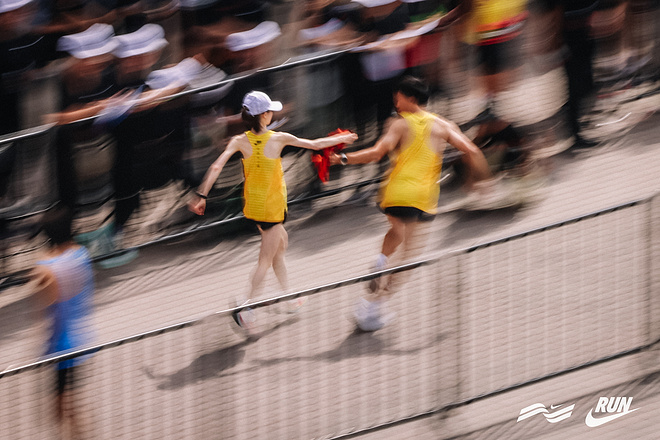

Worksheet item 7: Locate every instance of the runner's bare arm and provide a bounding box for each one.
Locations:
[195,136,242,197]
[276,132,358,151]
[443,121,491,181]
[330,118,405,165]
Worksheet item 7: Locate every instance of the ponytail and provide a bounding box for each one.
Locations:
[241,106,263,132]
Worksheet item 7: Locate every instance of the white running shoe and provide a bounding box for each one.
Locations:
[283,296,308,314]
[232,299,256,330]
[354,298,393,332]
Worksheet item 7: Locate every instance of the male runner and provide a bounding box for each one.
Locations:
[330,76,491,331]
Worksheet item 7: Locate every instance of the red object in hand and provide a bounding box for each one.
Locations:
[312,128,350,183]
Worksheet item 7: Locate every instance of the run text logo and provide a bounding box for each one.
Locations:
[585,397,640,428]
[517,403,575,424]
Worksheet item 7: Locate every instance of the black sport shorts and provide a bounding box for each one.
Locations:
[476,38,522,75]
[248,212,287,231]
[383,206,435,222]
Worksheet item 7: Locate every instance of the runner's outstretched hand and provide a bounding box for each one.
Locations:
[188,196,206,215]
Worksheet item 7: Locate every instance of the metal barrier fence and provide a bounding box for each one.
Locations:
[1,193,657,439]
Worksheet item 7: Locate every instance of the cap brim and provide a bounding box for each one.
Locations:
[70,40,119,59]
[268,101,283,112]
[352,0,397,7]
[114,39,168,58]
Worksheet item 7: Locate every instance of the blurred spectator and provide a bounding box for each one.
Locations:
[344,0,411,139]
[461,0,528,99]
[110,23,190,239]
[48,24,121,260]
[0,0,48,135]
[295,9,365,138]
[48,23,119,213]
[559,0,599,149]
[31,205,95,439]
[52,23,120,123]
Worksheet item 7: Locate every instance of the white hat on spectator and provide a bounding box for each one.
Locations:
[57,24,118,59]
[0,0,32,13]
[113,24,168,58]
[146,57,203,89]
[225,21,281,52]
[242,91,282,116]
[351,0,397,7]
[298,18,345,41]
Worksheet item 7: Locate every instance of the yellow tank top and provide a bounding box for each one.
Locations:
[242,130,287,222]
[379,111,442,214]
[464,0,528,45]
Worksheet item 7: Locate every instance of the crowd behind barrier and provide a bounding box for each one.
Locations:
[2,0,660,279]
[0,194,658,439]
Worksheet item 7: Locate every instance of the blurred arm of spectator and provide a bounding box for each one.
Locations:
[44,80,187,125]
[43,99,108,125]
[130,83,186,111]
[437,0,472,29]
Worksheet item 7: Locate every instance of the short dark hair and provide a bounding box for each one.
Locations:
[42,205,74,245]
[394,76,430,105]
[241,106,262,132]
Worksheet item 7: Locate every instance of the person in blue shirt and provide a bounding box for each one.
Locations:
[32,205,95,437]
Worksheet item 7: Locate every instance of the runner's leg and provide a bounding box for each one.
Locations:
[381,214,406,257]
[248,225,283,299]
[271,224,289,292]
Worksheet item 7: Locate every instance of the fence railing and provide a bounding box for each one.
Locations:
[1,193,657,439]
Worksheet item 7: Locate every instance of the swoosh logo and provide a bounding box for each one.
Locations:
[550,404,562,410]
[585,408,640,427]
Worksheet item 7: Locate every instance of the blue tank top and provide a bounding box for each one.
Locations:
[38,247,95,369]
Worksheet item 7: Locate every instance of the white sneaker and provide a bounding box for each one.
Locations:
[354,298,393,332]
[283,296,308,314]
[232,299,256,330]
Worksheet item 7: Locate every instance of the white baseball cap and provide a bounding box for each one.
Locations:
[225,21,281,52]
[112,24,168,58]
[242,91,282,116]
[57,23,118,59]
[146,57,203,89]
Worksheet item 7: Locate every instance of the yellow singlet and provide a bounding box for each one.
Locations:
[242,130,287,223]
[379,111,443,214]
